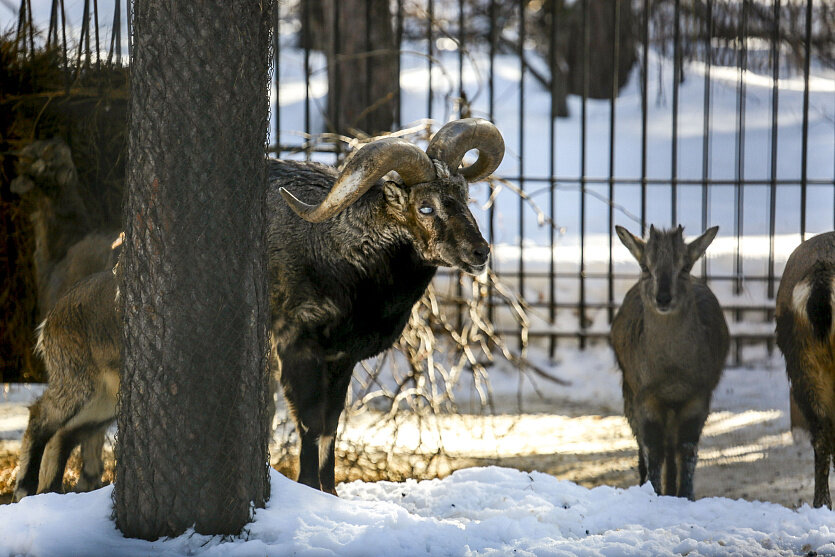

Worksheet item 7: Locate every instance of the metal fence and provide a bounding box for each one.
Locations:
[7,0,835,365]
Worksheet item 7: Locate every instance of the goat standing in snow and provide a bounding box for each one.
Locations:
[611,225,729,500]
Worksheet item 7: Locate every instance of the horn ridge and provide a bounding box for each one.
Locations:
[281,137,435,223]
[425,118,505,182]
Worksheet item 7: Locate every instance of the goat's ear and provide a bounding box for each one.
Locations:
[383,180,407,213]
[686,226,718,269]
[10,175,35,195]
[616,225,645,262]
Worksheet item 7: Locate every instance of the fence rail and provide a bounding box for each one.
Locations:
[6,0,834,366]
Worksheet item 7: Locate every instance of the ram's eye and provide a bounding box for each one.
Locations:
[640,264,649,274]
[419,205,435,215]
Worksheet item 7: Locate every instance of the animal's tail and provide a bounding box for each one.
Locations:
[792,261,835,342]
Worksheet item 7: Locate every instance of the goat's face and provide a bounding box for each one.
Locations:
[616,225,718,315]
[384,173,489,275]
[11,139,77,198]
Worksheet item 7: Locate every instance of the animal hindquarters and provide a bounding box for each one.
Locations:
[777,263,835,508]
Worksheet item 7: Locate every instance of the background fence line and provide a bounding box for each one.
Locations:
[5,0,835,369]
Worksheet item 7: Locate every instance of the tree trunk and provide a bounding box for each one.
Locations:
[324,0,397,136]
[115,0,272,539]
[566,0,636,99]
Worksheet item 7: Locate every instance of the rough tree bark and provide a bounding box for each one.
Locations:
[115,0,272,539]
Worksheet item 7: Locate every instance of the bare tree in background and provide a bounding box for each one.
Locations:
[115,0,272,539]
[310,0,397,135]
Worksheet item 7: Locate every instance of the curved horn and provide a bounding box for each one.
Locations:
[280,137,436,223]
[425,118,505,182]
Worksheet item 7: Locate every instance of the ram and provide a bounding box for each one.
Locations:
[611,225,729,500]
[13,118,504,499]
[775,231,835,508]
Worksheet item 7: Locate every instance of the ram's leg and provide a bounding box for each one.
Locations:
[319,362,354,495]
[279,348,327,490]
[75,423,110,492]
[675,396,710,501]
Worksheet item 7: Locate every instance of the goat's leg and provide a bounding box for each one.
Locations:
[638,394,665,495]
[663,438,677,496]
[14,388,88,501]
[75,424,109,492]
[811,423,833,509]
[318,363,354,495]
[14,399,57,501]
[280,349,327,490]
[675,396,710,501]
[622,381,647,485]
[37,425,82,494]
[637,447,647,485]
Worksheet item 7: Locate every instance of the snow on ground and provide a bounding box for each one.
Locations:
[0,349,817,556]
[2,466,835,557]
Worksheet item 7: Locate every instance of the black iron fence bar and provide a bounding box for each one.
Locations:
[732,0,750,363]
[107,0,121,65]
[395,0,403,130]
[273,1,280,149]
[578,0,589,349]
[800,0,813,241]
[303,0,311,159]
[672,0,681,225]
[518,0,527,350]
[701,0,713,282]
[439,299,780,313]
[93,0,100,69]
[439,270,799,283]
[607,0,621,325]
[640,0,650,234]
[767,0,780,302]
[493,176,834,187]
[734,0,748,302]
[548,0,559,359]
[125,0,131,60]
[47,0,58,50]
[456,0,465,333]
[492,330,777,341]
[427,0,434,119]
[487,0,497,326]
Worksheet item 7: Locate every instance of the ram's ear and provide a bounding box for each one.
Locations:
[383,180,408,213]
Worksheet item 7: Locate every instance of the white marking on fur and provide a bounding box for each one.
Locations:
[318,435,334,470]
[791,281,812,323]
[34,319,47,358]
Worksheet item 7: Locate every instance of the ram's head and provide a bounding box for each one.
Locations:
[280,118,505,275]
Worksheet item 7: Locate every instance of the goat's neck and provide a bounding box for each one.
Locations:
[29,181,92,293]
[641,297,696,337]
